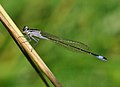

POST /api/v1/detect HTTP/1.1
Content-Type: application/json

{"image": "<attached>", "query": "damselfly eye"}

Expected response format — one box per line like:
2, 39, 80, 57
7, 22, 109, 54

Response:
23, 26, 29, 31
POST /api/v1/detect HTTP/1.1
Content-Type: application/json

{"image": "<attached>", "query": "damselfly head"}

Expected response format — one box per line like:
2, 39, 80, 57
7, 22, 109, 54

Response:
23, 26, 29, 31
23, 26, 30, 34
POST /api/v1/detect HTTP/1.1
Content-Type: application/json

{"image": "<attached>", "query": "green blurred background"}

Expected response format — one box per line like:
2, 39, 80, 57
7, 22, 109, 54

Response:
0, 0, 120, 87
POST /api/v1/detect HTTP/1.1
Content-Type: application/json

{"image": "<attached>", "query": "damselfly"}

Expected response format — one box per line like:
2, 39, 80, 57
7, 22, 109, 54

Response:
22, 26, 107, 61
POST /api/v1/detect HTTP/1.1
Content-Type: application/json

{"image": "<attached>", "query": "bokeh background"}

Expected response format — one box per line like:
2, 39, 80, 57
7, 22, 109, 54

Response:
0, 0, 120, 87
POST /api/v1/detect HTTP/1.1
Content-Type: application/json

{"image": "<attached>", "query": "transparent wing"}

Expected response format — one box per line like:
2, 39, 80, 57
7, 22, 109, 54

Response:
41, 31, 89, 53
